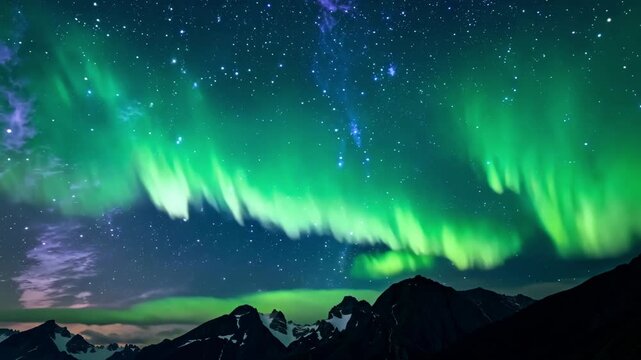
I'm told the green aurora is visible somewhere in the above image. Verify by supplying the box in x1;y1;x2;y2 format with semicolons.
1;2;640;284
0;290;380;325
456;9;641;258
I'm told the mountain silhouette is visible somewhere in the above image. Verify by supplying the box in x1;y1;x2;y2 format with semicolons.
9;253;640;360
439;253;641;360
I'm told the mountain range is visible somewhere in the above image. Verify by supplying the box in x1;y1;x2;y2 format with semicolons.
0;320;139;360
1;253;640;360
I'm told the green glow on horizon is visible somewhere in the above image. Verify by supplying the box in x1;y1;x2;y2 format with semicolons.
0;290;380;325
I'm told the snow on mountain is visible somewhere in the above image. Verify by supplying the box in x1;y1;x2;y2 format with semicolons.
326;313;352;331
52;328;136;360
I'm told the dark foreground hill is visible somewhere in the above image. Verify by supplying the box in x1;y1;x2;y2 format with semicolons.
439;253;641;360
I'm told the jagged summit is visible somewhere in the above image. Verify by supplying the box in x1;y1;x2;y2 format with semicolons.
230;304;258;316
328;295;371;318
267;309;288;334
37;320;71;335
269;309;286;320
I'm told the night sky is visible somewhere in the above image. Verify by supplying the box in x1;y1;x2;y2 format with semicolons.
1;0;640;345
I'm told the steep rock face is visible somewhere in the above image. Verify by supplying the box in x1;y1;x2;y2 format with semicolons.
66;334;94;354
268;310;288;334
371;276;494;358
137;305;287;360
461;287;535;322
440;254;641;360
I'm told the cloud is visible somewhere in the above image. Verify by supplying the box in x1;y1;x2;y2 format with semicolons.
0;39;35;151
78;324;192;346
12;223;96;308
1;90;35;151
0;43;12;65
105;288;182;308
0;322;192;346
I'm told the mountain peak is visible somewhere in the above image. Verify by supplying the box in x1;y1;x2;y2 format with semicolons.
269;309;286;321
231;304;258;316
328;295;371;319
373;275;454;310
35;319;71;338
338;295;358;304
267;309;288;334
66;334;94;354
138;303;287;360
408;274;445;286
387;274;452;292
467;286;487;292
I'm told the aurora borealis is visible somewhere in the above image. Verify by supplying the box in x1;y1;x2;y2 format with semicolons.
1;0;640;345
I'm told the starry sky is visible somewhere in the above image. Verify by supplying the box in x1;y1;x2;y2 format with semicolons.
1;0;641;345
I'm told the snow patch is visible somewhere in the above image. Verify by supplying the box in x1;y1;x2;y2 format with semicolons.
68;347;122;360
179;337;210;348
234;312;250;328
327;314;352;331
219;334;238;344
292;324;321;341
52;333;71;352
